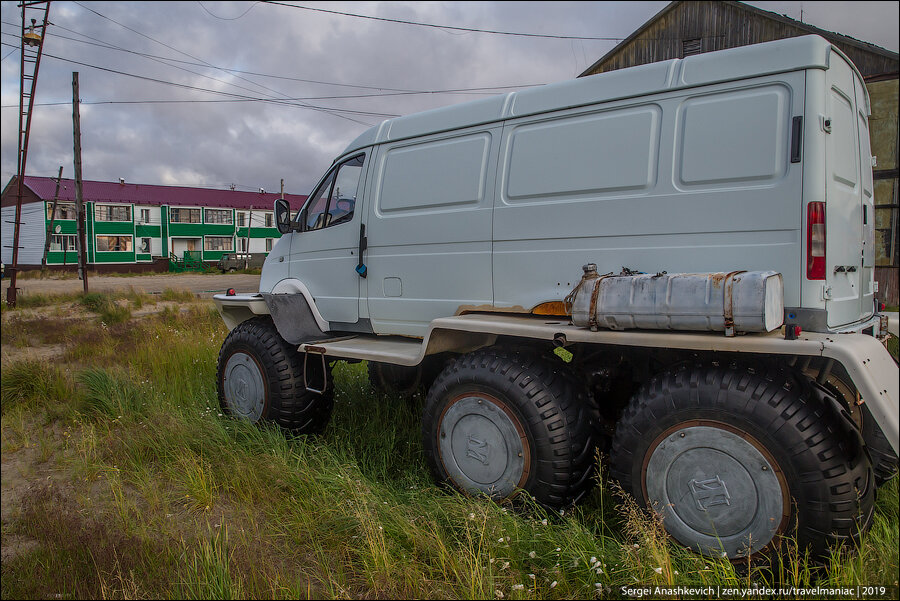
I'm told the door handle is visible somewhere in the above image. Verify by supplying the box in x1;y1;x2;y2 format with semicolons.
356;223;367;278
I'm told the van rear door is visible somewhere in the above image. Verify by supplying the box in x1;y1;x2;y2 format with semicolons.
823;52;874;328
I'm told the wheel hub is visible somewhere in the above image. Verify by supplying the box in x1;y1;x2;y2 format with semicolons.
438;394;529;499
644;424;786;558
223;351;266;421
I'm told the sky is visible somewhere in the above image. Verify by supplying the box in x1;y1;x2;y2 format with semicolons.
1;1;898;198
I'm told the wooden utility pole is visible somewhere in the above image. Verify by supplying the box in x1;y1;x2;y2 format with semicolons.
72;72;88;293
41;165;64;269
244;205;253;269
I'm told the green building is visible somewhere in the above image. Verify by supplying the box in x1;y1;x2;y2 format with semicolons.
1;176;306;271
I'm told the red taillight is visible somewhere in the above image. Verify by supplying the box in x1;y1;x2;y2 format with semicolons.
226;288;236;296
807;202;826;280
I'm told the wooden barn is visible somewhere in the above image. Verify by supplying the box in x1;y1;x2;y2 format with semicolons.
580;0;899;303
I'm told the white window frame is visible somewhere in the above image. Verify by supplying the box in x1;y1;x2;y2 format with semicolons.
95;204;132;222
169;207;201;224
139;208;151;224
95;234;133;252
204;208;233;225
204;235;234;252
49;234;77;251
265;238;274;252
47;202;77;220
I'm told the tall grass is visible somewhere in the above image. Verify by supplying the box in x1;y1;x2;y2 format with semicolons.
2;302;898;599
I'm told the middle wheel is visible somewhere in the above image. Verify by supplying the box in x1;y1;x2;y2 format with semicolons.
422;348;596;507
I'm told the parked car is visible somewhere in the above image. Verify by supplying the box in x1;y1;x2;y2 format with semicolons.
216;253;265;273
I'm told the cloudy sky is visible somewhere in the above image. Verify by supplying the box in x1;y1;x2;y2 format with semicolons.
1;1;898;198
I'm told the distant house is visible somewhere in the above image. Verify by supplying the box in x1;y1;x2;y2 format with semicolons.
579;0;899;303
0;176;307;271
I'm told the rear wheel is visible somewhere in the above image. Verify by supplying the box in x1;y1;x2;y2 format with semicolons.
611;362;874;559
423;348;596;507
217;316;334;433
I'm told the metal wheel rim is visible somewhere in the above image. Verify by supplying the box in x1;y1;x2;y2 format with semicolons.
643;422;788;558
223;351;267;421
437;393;530;499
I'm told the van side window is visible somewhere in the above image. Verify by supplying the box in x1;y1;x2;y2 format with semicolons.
303;154;365;231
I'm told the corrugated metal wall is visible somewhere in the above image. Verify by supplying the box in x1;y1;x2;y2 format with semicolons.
1;203;46;266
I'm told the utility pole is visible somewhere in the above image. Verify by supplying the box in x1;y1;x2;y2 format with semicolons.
6;1;51;307
72;72;88;293
41;165;64;270
245;206;253;269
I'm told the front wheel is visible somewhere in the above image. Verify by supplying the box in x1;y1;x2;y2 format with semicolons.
422;348;596;507
216;316;334;433
611;363;874;559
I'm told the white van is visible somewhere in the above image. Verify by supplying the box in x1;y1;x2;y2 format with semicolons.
214;36;897;560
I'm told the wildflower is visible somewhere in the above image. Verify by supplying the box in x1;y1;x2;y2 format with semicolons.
590;556;597;564
653;567;662;574
528;574;535;580
512;584;524;591
469;513;476;520
550;581;558;588
529;551;536;558
495;591;504;599
721;551;728;559
541;519;548;526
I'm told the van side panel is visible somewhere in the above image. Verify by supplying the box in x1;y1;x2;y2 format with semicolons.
365;127;500;336
493;73;805;315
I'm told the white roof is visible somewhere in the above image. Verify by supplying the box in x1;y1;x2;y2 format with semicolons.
341;35;837;158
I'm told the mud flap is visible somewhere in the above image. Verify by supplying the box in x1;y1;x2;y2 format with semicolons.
261;293;329;345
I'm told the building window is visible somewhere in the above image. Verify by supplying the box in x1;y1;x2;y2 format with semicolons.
204;208;233;225
682;38;702;57
139;237;151;254
95;205;131;222
265;213;273;228
238;238;248;252
265;238;274;252
205;236;233;251
169;207;201;223
237;212;246;227
49;234;76;251
96;235;132;252
47;203;77;220
139;208;151;223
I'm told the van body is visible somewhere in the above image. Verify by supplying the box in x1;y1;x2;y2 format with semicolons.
258;35;877;338
215;35;896;560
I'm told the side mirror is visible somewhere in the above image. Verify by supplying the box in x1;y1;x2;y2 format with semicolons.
274;198;295;234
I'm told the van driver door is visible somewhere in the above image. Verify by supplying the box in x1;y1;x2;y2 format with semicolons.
289;153;368;327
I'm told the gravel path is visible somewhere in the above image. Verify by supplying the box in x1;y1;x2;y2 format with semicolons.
2;272;261;299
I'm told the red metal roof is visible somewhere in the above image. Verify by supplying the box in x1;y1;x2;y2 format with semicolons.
11;176;307;210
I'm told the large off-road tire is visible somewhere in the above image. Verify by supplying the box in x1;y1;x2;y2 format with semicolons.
610;362;874;560
216;316;334;433
422;348;596;507
856;404;899;486
368;361;425;397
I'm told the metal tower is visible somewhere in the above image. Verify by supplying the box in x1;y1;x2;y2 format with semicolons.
6;1;51;307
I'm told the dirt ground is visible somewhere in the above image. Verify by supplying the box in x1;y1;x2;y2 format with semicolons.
2;272;261;299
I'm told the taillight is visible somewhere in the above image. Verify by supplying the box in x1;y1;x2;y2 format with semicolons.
807;202;826;280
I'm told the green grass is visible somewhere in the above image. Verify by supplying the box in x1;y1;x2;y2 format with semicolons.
1;303;898;599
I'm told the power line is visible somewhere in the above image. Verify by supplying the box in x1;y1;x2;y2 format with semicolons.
68;1;375;126
197;1;262;21
0;40;400;120
1;22;539;97
261;1;628;41
12;19;545;94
